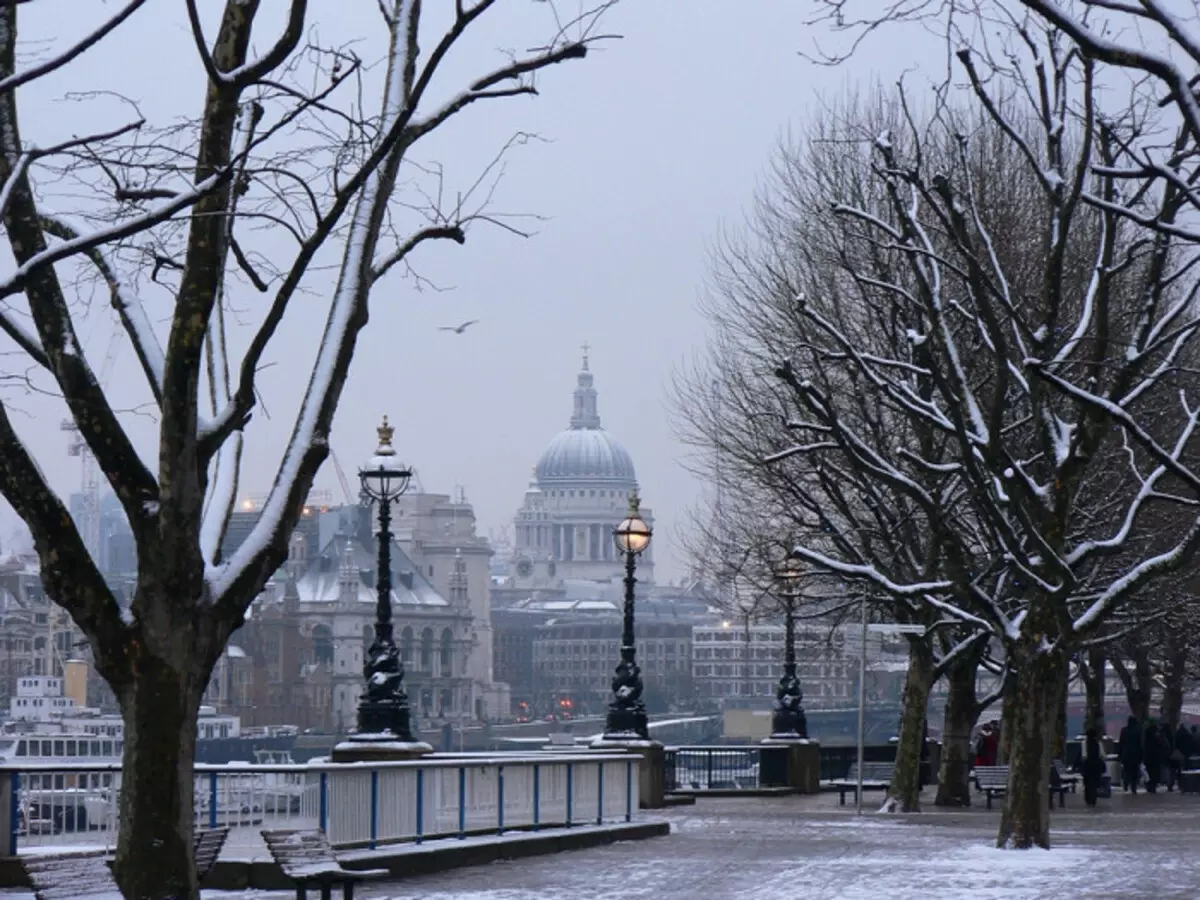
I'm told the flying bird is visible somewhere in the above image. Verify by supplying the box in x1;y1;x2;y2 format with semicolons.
439;320;479;334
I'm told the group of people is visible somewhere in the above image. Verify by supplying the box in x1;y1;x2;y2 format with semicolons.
1116;717;1197;795
972;717;1197;809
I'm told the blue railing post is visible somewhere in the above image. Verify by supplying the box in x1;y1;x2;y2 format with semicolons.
532;764;540;832
566;762;573;827
369;770;379;850
497;765;505;835
208;771;218;830
457;767;466;839
318;772;327;832
415;768;424;844
596;763;604;825
625;759;634;822
7;771;19;856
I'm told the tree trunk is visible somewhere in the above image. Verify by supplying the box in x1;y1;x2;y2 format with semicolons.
1052;667;1068;759
112;650;206;900
1160;641;1186;730
935;659;978;806
1083;649;1106;735
884;643;933;812
1113;652;1152;722
997;648;1065;849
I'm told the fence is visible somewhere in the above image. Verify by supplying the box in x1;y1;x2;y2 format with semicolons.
1;752;638;855
664;746;769;791
664;743;933;790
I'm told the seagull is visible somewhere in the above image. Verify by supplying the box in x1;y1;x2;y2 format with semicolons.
438;319;479;334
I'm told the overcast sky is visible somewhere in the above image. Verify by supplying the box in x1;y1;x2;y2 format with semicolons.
0;1;943;582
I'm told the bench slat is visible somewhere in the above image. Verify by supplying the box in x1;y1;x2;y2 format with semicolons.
25;852;118;900
262;828;388;889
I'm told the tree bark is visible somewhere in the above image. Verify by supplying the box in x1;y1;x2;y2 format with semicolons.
1083;649;1106;735
1113;652;1152;722
936;659;979;806
1159;639;1186;729
997;648;1064;849
885;643;933;812
1052;667;1068;758
111;648;208;900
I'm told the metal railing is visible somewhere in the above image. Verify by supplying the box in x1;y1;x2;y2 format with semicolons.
664;746;771;791
2;752;638;855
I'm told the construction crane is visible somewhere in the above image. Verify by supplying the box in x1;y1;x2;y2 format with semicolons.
61;329;121;566
329;449;359;506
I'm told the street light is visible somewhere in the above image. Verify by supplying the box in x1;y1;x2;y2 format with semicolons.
771;546;808;740
351;416;417;742
602;490;652;740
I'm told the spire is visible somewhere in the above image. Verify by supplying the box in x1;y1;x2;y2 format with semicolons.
569;345;601;430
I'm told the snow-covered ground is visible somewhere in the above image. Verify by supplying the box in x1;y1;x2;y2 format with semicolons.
3;790;1198;898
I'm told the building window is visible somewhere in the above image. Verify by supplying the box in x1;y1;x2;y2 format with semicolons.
440;628;453;677
421;628;434;671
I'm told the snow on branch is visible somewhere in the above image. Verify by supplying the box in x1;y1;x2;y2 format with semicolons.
38;215;165;403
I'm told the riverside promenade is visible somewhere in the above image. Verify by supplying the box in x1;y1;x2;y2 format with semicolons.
5;789;1197;899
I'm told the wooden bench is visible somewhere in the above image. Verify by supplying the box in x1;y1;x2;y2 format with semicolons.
1052;759;1080;794
23;850;115;900
23;826;230;899
829;761;895;806
974;765;1071;809
195;825;230;880
263;828;391;900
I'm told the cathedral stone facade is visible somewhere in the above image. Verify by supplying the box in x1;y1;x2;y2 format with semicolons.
508;352;654;588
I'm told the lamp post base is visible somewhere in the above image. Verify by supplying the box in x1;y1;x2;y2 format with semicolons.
770;708;808;741
331;733;433;762
601;706;649;742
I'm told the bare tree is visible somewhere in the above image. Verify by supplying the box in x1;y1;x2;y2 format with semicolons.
774;34;1200;849
690;17;1200;848
675;91;1013;812
0;3;614;897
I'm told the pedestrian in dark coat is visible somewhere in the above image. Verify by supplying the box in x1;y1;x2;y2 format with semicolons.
1118;716;1143;793
1074;727;1106;807
1144;722;1163;793
1176;723;1194;765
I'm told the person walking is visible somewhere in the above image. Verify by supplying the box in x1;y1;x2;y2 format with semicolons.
1119;716;1143;793
1075;727;1106;807
1176;722;1194;768
1144;721;1164;793
1164;724;1183;792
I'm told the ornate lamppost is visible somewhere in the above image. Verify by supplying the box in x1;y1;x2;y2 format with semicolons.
771;547;808;740
602;491;652;740
335;416;430;758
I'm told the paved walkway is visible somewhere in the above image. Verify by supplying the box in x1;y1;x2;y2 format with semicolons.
363;789;1200;900
5;788;1198;898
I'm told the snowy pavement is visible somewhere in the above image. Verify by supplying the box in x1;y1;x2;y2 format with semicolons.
4;789;1199;898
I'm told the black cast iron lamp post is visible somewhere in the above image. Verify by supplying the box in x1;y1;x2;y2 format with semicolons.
352;415;418;742
603;491;652;740
771;547;808;739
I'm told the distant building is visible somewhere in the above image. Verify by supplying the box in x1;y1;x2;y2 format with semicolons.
220;498;323;563
500;350;655;593
532;618;693;716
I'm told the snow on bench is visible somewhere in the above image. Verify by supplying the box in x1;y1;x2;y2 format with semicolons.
23;850;115;900
22;827;230;900
974;765;1071;809
829;762;895;806
262;828;391;900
